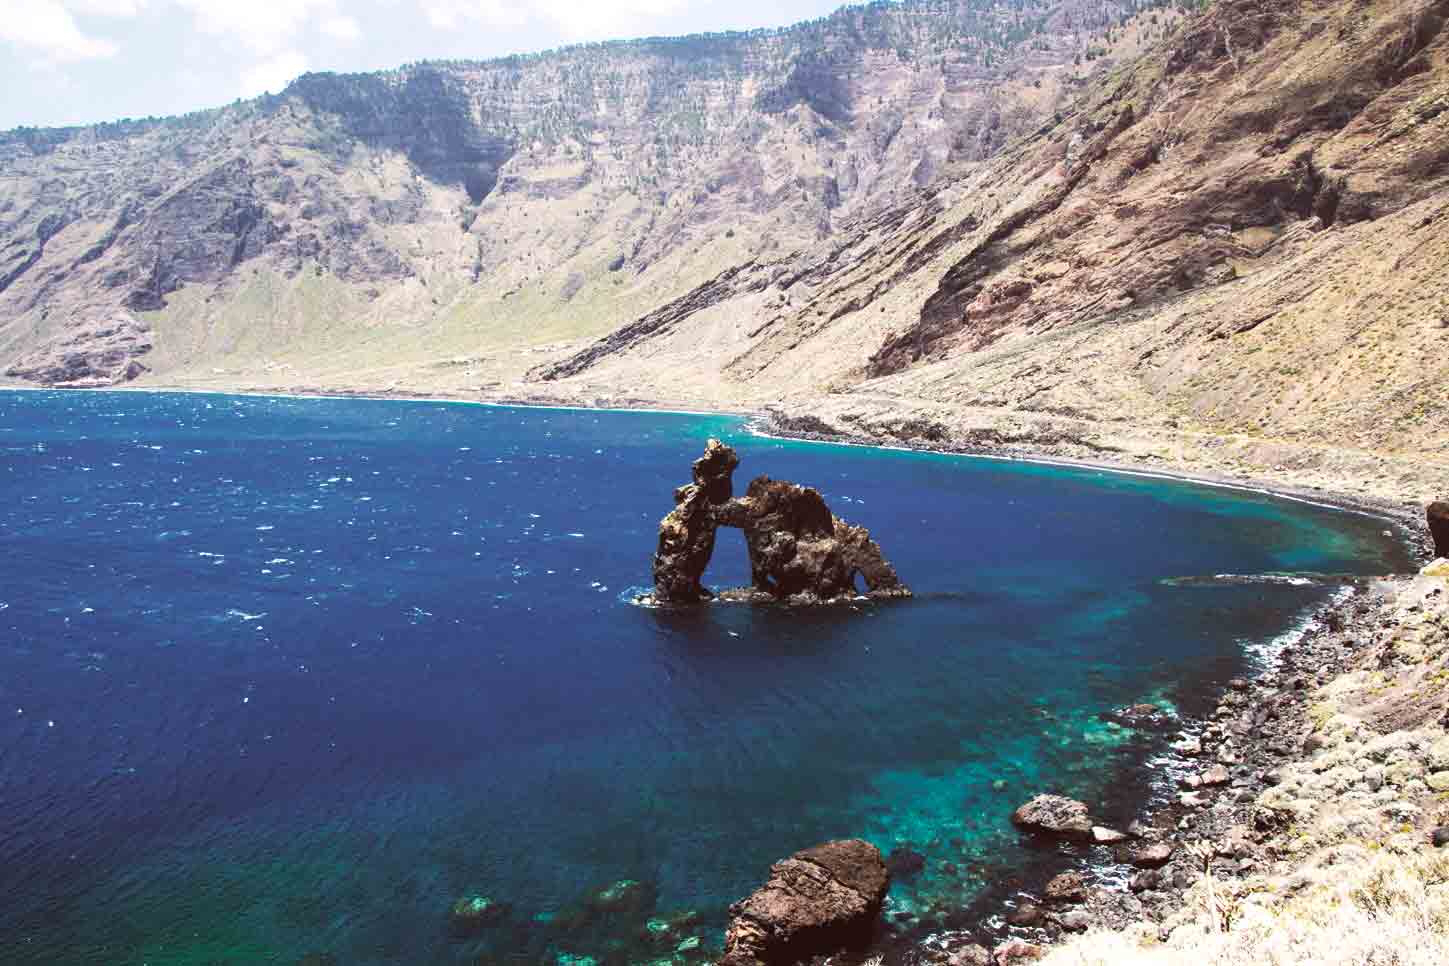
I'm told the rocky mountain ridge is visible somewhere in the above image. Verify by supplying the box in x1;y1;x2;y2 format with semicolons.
0;0;1169;389
530;0;1449;502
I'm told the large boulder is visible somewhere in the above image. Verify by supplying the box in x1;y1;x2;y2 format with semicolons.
1429;502;1449;559
1010;795;1093;841
721;839;890;966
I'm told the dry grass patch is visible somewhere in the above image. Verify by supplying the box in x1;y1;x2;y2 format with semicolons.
1041;848;1449;966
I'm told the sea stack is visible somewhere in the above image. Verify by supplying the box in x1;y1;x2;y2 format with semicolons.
651;440;911;605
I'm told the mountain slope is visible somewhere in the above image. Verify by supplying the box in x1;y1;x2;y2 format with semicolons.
0;0;1168;390
531;0;1449;501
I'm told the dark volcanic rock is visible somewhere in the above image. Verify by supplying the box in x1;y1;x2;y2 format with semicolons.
1100;702;1174;730
651;439;911;605
1010;794;1093;841
651;439;740;602
1006;901;1042;926
1131;841;1175;868
721;839;889;966
1429;503;1449;559
1043;871;1088;904
717;476;912;602
886;846;927;880
3;309;152;387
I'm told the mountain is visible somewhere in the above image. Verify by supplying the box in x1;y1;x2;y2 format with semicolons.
531;0;1449;501
4;0;1444;504
0;0;1170;390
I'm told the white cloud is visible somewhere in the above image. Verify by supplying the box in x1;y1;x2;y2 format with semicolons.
170;0;341;54
68;0;147;15
421;0;689;39
320;13;362;43
239;48;309;95
0;0;118;61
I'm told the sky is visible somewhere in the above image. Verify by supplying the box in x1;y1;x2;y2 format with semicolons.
0;0;850;130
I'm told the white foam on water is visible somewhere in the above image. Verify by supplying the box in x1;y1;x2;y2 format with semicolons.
568;532;585;538
256;525;275;531
225;609;267;622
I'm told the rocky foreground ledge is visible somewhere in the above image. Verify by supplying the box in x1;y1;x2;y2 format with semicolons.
890;563;1449;965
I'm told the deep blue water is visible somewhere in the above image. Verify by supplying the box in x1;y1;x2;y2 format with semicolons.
0;390;1410;965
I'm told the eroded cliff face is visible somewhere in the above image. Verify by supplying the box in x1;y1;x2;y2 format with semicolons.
534;0;1449;481
0;0;1163;389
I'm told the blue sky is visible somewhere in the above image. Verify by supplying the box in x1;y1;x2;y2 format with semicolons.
0;0;850;130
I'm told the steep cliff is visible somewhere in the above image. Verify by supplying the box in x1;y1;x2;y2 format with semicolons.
533;0;1449;501
0;0;1167;389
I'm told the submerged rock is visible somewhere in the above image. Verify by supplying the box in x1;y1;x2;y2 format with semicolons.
721;839;889;966
448;895;509;936
1010;794;1093;841
1429;502;1449;559
587;878;658;917
651;440;911;605
885;846;927;880
1100;702;1174;730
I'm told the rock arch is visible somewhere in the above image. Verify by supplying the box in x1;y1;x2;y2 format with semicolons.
651;439;911;605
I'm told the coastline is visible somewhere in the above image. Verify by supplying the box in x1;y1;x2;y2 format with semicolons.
1;382;1430;557
5;383;1443;964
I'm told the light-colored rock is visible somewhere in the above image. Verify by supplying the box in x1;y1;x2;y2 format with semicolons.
1200;764;1231;787
1011;795;1093;840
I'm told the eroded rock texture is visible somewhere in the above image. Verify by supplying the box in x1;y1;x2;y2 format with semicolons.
721;839;890;966
1429;502;1449;559
651;440;910;605
1010;794;1094;841
651;439;740;603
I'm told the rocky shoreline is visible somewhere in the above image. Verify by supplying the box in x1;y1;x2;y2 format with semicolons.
752;410;1433;554
862;572;1447;966
13;385;1446;965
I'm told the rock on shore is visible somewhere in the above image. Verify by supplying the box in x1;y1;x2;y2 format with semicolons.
1010;795;1094;841
721;839;890;966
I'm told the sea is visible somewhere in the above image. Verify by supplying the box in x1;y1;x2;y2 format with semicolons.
0;390;1412;965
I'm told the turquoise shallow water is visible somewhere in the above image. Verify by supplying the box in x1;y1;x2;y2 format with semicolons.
0;390;1410;965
